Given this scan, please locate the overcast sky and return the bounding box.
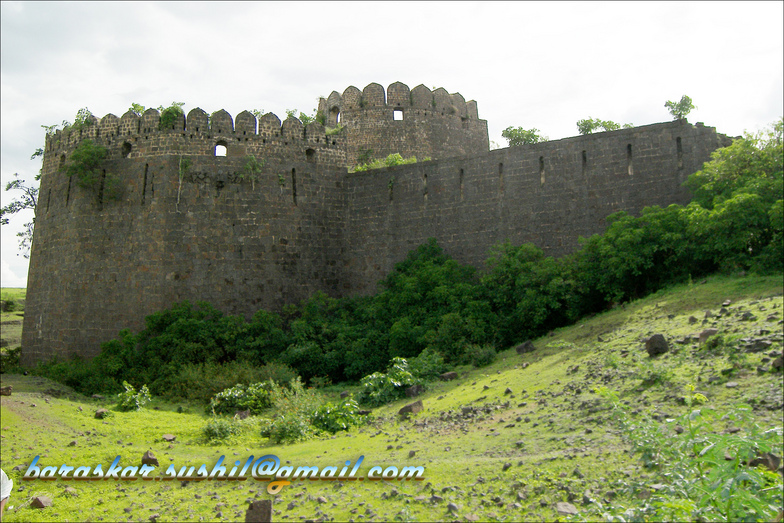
[2,1,783,288]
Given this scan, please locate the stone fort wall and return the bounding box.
[319,82,489,167]
[20,84,731,365]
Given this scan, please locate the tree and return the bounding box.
[501,126,548,146]
[576,117,633,135]
[664,95,695,121]
[0,173,39,258]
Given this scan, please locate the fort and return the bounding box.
[20,82,733,365]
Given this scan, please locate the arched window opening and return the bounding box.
[306,148,316,163]
[330,107,340,126]
[122,142,132,158]
[215,142,227,157]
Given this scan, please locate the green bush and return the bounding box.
[116,381,151,411]
[166,361,297,403]
[209,381,272,415]
[408,348,448,381]
[203,417,242,442]
[311,398,366,434]
[462,344,496,367]
[261,410,316,443]
[358,357,419,407]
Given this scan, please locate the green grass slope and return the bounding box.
[0,274,782,522]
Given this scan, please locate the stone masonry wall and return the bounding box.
[340,121,732,296]
[319,82,488,167]
[22,111,348,364]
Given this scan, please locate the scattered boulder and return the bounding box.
[645,334,669,357]
[515,340,536,354]
[233,410,251,420]
[439,372,458,381]
[748,452,781,472]
[63,486,78,497]
[141,450,159,467]
[92,394,105,400]
[688,316,698,324]
[0,385,12,396]
[699,329,719,345]
[447,502,460,513]
[94,409,110,419]
[398,400,423,418]
[162,434,176,442]
[31,496,53,508]
[556,501,579,515]
[405,384,426,398]
[772,354,783,370]
[339,391,350,399]
[408,450,416,458]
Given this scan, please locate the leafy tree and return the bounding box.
[129,103,146,116]
[241,155,265,190]
[501,126,548,146]
[576,117,633,134]
[0,172,39,258]
[685,119,783,209]
[664,95,695,121]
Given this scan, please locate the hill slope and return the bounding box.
[0,274,782,522]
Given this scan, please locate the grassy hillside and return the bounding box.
[0,288,25,371]
[0,274,781,522]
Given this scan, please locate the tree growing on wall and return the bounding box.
[577,118,633,135]
[665,95,696,121]
[502,126,548,146]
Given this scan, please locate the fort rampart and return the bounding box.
[20,82,732,365]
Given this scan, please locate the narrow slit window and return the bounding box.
[627,144,633,176]
[539,156,545,184]
[459,168,464,201]
[582,150,587,176]
[676,137,683,169]
[291,168,297,205]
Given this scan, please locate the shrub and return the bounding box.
[167,361,297,403]
[311,398,366,434]
[358,358,419,407]
[462,344,496,367]
[116,381,151,411]
[209,381,272,415]
[203,417,241,442]
[261,410,316,443]
[408,348,448,381]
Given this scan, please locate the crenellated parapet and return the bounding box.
[43,108,347,170]
[318,82,488,166]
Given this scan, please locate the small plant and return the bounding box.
[311,397,366,434]
[65,139,113,200]
[358,357,419,407]
[352,153,422,173]
[309,375,332,388]
[209,381,272,415]
[203,416,241,442]
[634,359,675,387]
[241,155,265,190]
[116,381,151,411]
[462,343,496,367]
[408,347,448,381]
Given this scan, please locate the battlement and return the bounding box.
[44,108,347,169]
[318,82,489,166]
